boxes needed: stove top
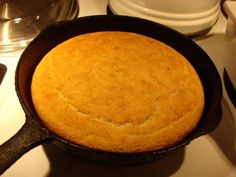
[0,0,235,177]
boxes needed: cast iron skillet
[0,15,222,174]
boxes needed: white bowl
[109,0,220,35]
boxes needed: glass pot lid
[0,0,79,53]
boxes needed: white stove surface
[0,0,235,177]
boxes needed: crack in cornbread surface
[31,31,204,152]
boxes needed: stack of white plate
[109,0,220,35]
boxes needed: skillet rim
[14,15,222,159]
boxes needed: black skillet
[0,15,222,174]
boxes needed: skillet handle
[0,117,52,175]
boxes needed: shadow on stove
[106,5,114,16]
[210,98,236,166]
[43,144,185,177]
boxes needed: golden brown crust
[31,31,204,152]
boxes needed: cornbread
[31,31,204,152]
